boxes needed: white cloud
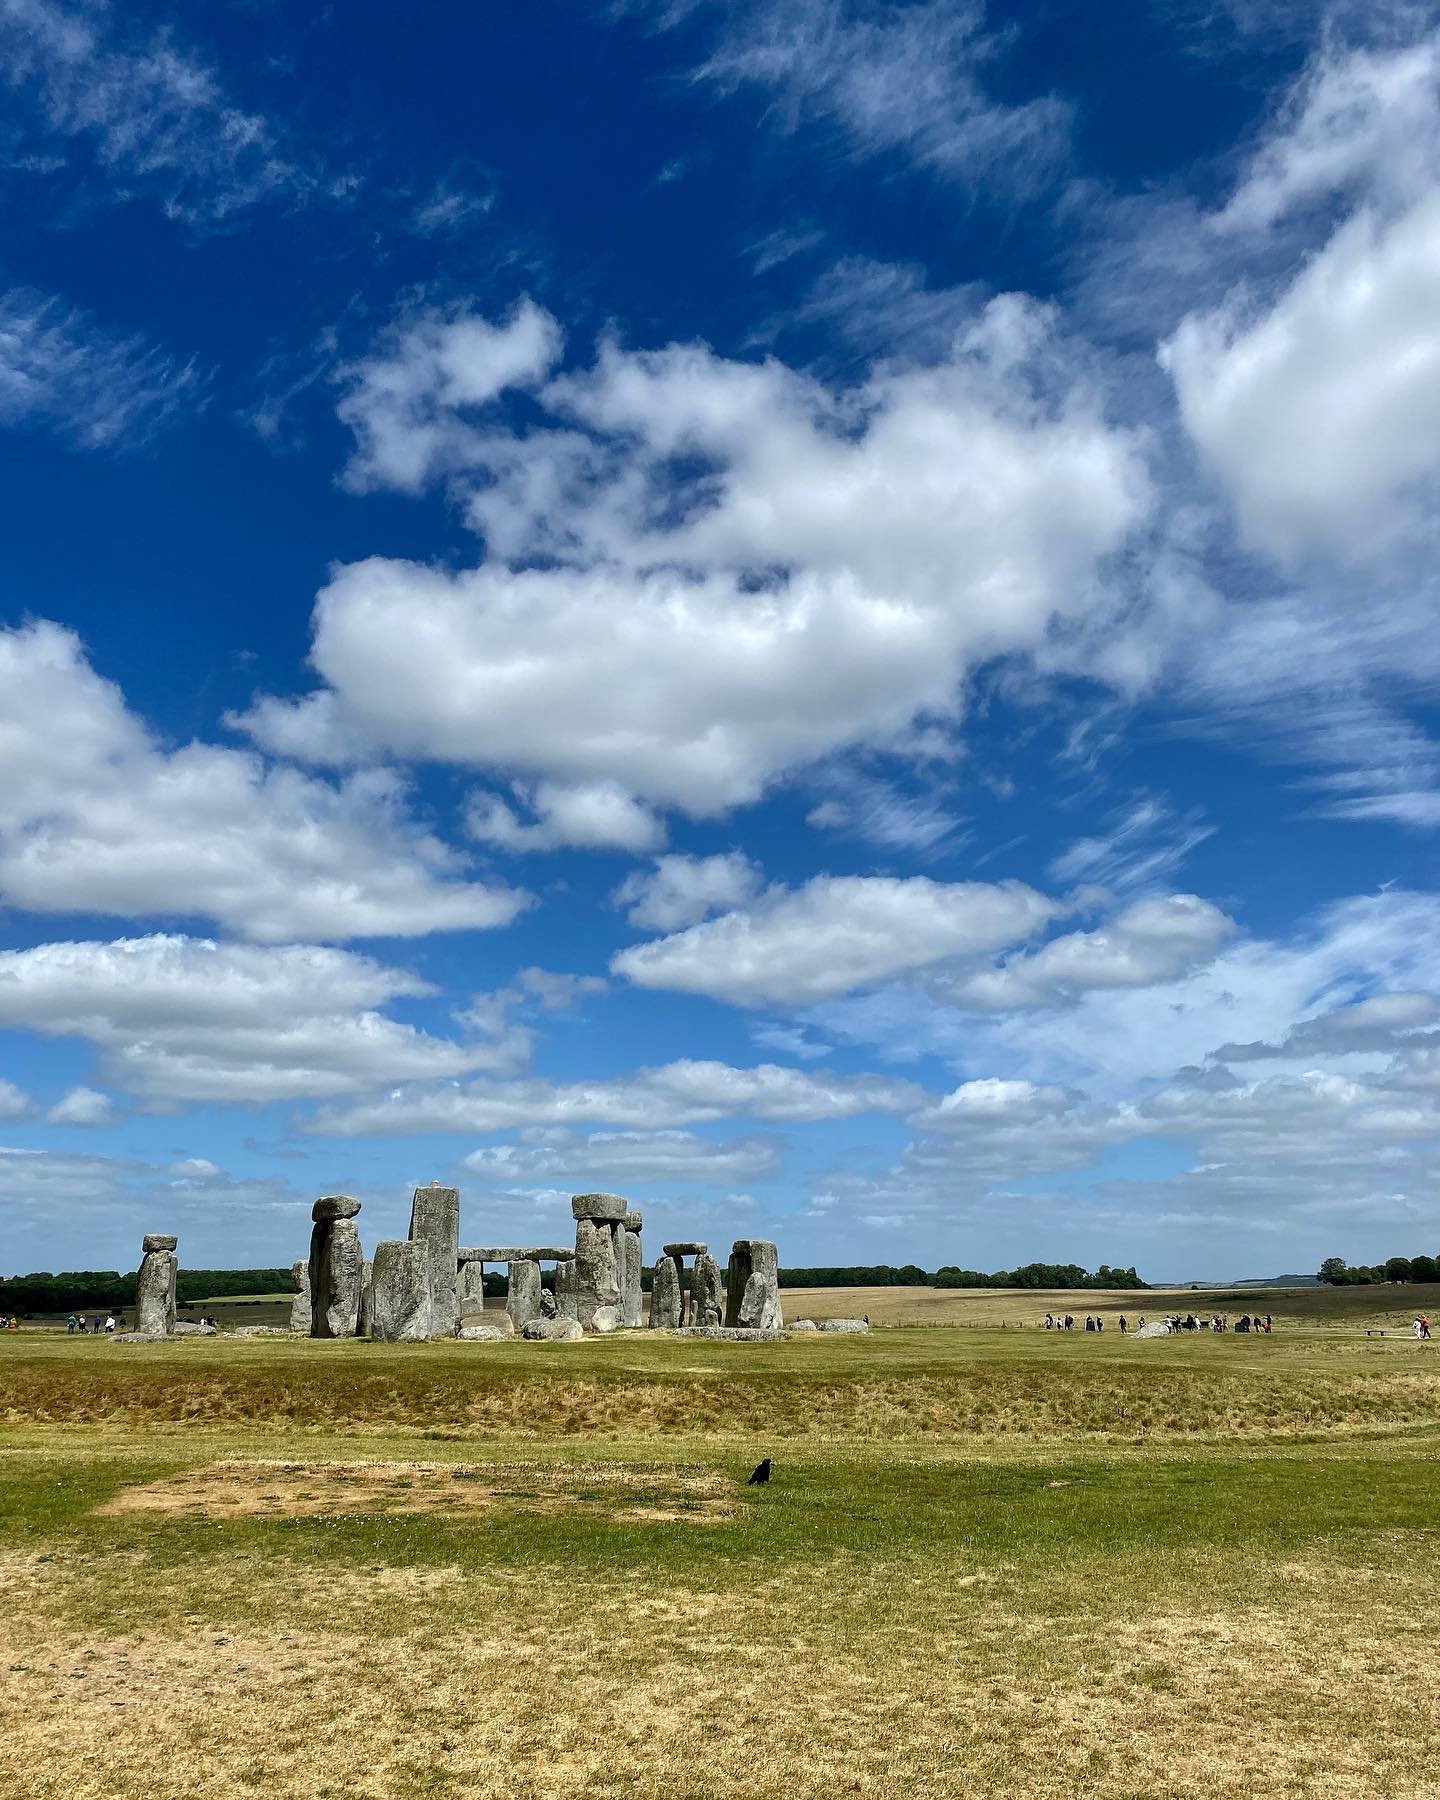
[1163,192,1440,565]
[613,874,1058,1008]
[613,852,763,930]
[0,287,204,448]
[0,0,323,223]
[337,300,564,494]
[936,895,1235,1011]
[1046,795,1213,892]
[0,620,526,942]
[309,1057,925,1135]
[463,1128,777,1185]
[468,779,665,854]
[45,1084,118,1126]
[683,0,1070,192]
[239,296,1149,815]
[0,1078,33,1119]
[0,934,526,1105]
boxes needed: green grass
[2,1325,1440,1797]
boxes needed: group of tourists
[1043,1312,1132,1333]
[1413,1316,1433,1339]
[1161,1312,1272,1333]
[66,1313,120,1333]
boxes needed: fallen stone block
[590,1305,621,1333]
[522,1317,584,1342]
[790,1319,819,1332]
[458,1322,513,1341]
[673,1326,789,1342]
[817,1318,870,1334]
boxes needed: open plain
[2,1293,1439,1799]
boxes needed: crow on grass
[747,1457,772,1486]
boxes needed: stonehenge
[408,1182,460,1338]
[135,1233,178,1337]
[369,1239,433,1342]
[289,1259,312,1336]
[309,1195,364,1338]
[280,1184,788,1345]
[725,1240,783,1332]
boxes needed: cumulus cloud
[0,1078,33,1119]
[462,1128,777,1185]
[309,1058,925,1135]
[45,1084,119,1126]
[238,296,1149,815]
[0,935,526,1105]
[612,852,763,931]
[467,780,665,854]
[612,874,1058,1007]
[0,620,526,942]
[935,895,1235,1011]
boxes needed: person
[1044,1313,1054,1330]
[66,1313,77,1334]
[1264,1314,1273,1333]
[1422,1315,1432,1340]
[1085,1314,1095,1331]
[103,1314,116,1333]
[1136,1315,1145,1331]
[1118,1315,1128,1333]
[1096,1315,1104,1332]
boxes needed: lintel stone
[662,1241,707,1257]
[141,1233,178,1252]
[312,1195,360,1221]
[570,1192,629,1222]
[458,1246,574,1262]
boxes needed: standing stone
[457,1258,488,1321]
[309,1197,364,1339]
[369,1240,433,1342]
[725,1239,783,1331]
[288,1259,312,1335]
[692,1251,725,1328]
[358,1258,375,1338]
[506,1258,544,1331]
[135,1234,178,1337]
[574,1216,621,1331]
[554,1257,580,1321]
[408,1182,460,1338]
[649,1252,682,1329]
[621,1226,644,1328]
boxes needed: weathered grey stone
[662,1241,707,1257]
[231,1325,292,1337]
[457,1259,488,1314]
[358,1257,375,1338]
[135,1240,177,1337]
[369,1239,432,1342]
[539,1287,558,1319]
[571,1192,629,1222]
[590,1305,621,1333]
[649,1252,682,1329]
[725,1239,783,1332]
[554,1256,580,1321]
[790,1319,819,1332]
[816,1318,869,1334]
[574,1216,620,1330]
[673,1326,788,1341]
[171,1319,215,1336]
[522,1316,584,1342]
[459,1246,574,1263]
[408,1182,459,1338]
[141,1233,178,1253]
[309,1214,364,1338]
[312,1195,360,1221]
[622,1209,643,1232]
[458,1322,512,1341]
[289,1258,312,1335]
[506,1258,544,1331]
[621,1228,644,1328]
[692,1251,725,1329]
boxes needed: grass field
[3,1303,1440,1797]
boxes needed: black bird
[747,1457,772,1486]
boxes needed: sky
[2,0,1440,1282]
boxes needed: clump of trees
[780,1262,1146,1290]
[0,1268,294,1315]
[933,1262,1146,1290]
[1318,1254,1440,1286]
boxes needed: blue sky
[3,0,1440,1281]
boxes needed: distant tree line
[1318,1254,1440,1286]
[933,1262,1146,1290]
[781,1262,1146,1290]
[0,1268,294,1315]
